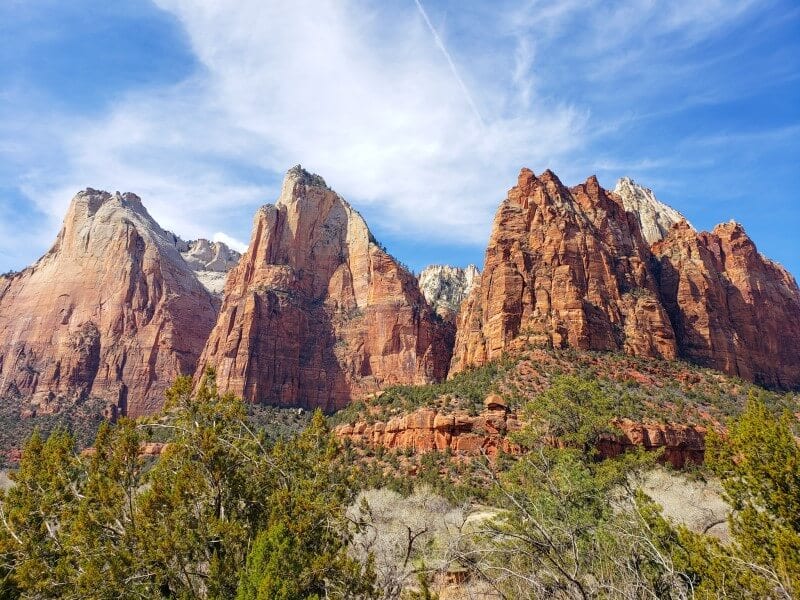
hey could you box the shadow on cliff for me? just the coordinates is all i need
[654,255,797,390]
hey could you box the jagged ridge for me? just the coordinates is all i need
[452,168,800,390]
[0,189,219,417]
[196,166,454,411]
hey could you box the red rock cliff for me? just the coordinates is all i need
[451,169,677,373]
[0,190,219,417]
[653,220,800,388]
[335,406,707,468]
[197,166,453,411]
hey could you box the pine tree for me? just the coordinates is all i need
[236,410,375,600]
[135,370,267,599]
[0,428,80,597]
[706,394,800,597]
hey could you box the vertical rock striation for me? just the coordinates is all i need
[197,166,454,411]
[653,220,800,388]
[418,264,479,322]
[451,169,677,374]
[452,168,800,390]
[0,189,219,417]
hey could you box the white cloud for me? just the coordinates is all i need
[1,0,767,270]
[12,0,585,253]
[212,231,248,253]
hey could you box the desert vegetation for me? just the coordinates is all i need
[0,365,797,598]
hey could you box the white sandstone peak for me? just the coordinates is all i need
[418,264,480,320]
[613,177,692,245]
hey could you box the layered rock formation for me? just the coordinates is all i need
[451,168,800,389]
[451,169,678,373]
[418,264,479,322]
[335,399,522,458]
[598,419,706,468]
[197,166,454,411]
[335,404,707,468]
[614,177,690,244]
[653,220,800,388]
[179,239,241,295]
[0,190,219,417]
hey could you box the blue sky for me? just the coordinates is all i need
[1,0,798,277]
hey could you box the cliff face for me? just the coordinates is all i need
[0,190,219,417]
[197,166,454,411]
[335,402,522,458]
[451,168,800,390]
[451,169,677,374]
[614,177,690,244]
[335,406,706,468]
[653,220,800,389]
[179,239,241,296]
[418,264,479,322]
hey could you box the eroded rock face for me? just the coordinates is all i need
[451,169,678,374]
[179,239,241,295]
[614,177,690,245]
[0,189,219,417]
[197,166,454,411]
[598,419,706,469]
[335,407,707,468]
[181,239,240,273]
[452,168,800,389]
[418,264,479,322]
[334,405,523,457]
[653,220,800,389]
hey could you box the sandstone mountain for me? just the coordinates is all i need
[614,177,690,244]
[451,169,678,374]
[451,168,800,390]
[418,264,479,322]
[0,189,219,417]
[197,166,454,411]
[173,237,241,295]
[653,220,800,388]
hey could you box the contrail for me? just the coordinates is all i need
[412,0,485,127]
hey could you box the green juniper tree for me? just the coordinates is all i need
[463,376,688,599]
[236,410,375,600]
[0,428,79,598]
[0,370,375,599]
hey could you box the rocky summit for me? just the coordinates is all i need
[417,264,479,322]
[653,220,800,388]
[451,169,678,374]
[196,166,454,411]
[451,168,800,389]
[175,237,241,295]
[613,176,690,244]
[0,189,219,417]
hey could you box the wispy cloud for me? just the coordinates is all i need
[8,0,585,255]
[412,0,485,127]
[1,0,796,275]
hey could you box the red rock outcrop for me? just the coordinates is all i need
[197,166,454,411]
[598,419,707,468]
[335,408,708,468]
[0,189,219,417]
[451,169,677,373]
[450,168,800,390]
[334,404,523,457]
[80,441,168,459]
[653,220,800,388]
